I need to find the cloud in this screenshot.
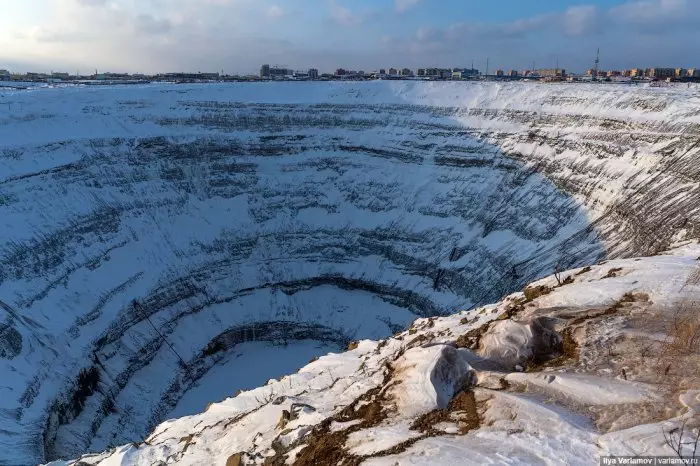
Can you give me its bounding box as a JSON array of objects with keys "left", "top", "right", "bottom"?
[
  {"left": 3, "top": 0, "right": 700, "bottom": 75},
  {"left": 395, "top": 0, "right": 420, "bottom": 13},
  {"left": 382, "top": 6, "right": 604, "bottom": 68},
  {"left": 75, "top": 0, "right": 108, "bottom": 6},
  {"left": 430, "top": 12, "right": 555, "bottom": 43},
  {"left": 133, "top": 14, "right": 173, "bottom": 35},
  {"left": 497, "top": 13, "right": 554, "bottom": 37},
  {"left": 563, "top": 5, "right": 601, "bottom": 36},
  {"left": 415, "top": 27, "right": 440, "bottom": 42},
  {"left": 408, "top": 5, "right": 600, "bottom": 45},
  {"left": 609, "top": 0, "right": 699, "bottom": 27},
  {"left": 266, "top": 4, "right": 285, "bottom": 19},
  {"left": 329, "top": 1, "right": 363, "bottom": 26},
  {"left": 30, "top": 27, "right": 90, "bottom": 43}
]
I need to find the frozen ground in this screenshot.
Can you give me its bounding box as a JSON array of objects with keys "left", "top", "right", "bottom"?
[{"left": 1, "top": 80, "right": 700, "bottom": 464}]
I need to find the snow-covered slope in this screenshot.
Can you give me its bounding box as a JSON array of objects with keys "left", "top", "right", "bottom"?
[
  {"left": 47, "top": 242, "right": 700, "bottom": 465},
  {"left": 1, "top": 81, "right": 700, "bottom": 464}
]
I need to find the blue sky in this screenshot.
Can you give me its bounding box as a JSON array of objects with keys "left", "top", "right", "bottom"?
[{"left": 1, "top": 0, "right": 699, "bottom": 74}]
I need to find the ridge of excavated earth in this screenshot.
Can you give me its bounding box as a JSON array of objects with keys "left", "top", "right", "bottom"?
[
  {"left": 2, "top": 81, "right": 700, "bottom": 465},
  {"left": 48, "top": 242, "right": 700, "bottom": 465}
]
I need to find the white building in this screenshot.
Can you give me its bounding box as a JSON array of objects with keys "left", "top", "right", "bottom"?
[{"left": 451, "top": 68, "right": 479, "bottom": 79}]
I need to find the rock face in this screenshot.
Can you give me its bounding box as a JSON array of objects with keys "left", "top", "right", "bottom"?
[{"left": 0, "top": 81, "right": 699, "bottom": 464}]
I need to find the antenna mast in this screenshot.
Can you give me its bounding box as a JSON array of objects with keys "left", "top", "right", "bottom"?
[{"left": 594, "top": 48, "right": 600, "bottom": 81}]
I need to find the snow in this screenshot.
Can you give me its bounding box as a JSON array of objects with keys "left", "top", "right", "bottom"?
[
  {"left": 505, "top": 372, "right": 658, "bottom": 405},
  {"left": 169, "top": 340, "right": 340, "bottom": 419},
  {"left": 479, "top": 320, "right": 548, "bottom": 369},
  {"left": 598, "top": 389, "right": 700, "bottom": 458},
  {"left": 44, "top": 241, "right": 700, "bottom": 466},
  {"left": 364, "top": 389, "right": 599, "bottom": 466},
  {"left": 388, "top": 345, "right": 473, "bottom": 419},
  {"left": 1, "top": 80, "right": 700, "bottom": 464},
  {"left": 345, "top": 422, "right": 421, "bottom": 456}
]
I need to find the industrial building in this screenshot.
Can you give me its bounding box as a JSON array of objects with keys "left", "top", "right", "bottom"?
[
  {"left": 649, "top": 68, "right": 675, "bottom": 79},
  {"left": 537, "top": 68, "right": 566, "bottom": 78},
  {"left": 451, "top": 68, "right": 479, "bottom": 79},
  {"left": 260, "top": 65, "right": 290, "bottom": 78}
]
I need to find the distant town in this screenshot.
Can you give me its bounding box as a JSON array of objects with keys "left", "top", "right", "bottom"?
[
  {"left": 260, "top": 64, "right": 700, "bottom": 83},
  {"left": 1, "top": 63, "right": 699, "bottom": 85}
]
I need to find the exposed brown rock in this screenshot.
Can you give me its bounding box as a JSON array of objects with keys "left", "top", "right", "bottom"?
[
  {"left": 226, "top": 452, "right": 243, "bottom": 466},
  {"left": 276, "top": 410, "right": 291, "bottom": 430}
]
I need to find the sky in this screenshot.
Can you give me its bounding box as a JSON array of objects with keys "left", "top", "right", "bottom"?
[{"left": 1, "top": 0, "right": 699, "bottom": 74}]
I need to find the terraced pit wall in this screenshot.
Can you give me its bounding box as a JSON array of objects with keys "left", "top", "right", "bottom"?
[{"left": 0, "top": 81, "right": 699, "bottom": 464}]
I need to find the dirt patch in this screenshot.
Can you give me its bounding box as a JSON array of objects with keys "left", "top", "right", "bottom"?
[
  {"left": 373, "top": 339, "right": 389, "bottom": 355},
  {"left": 592, "top": 401, "right": 669, "bottom": 434},
  {"left": 560, "top": 276, "right": 575, "bottom": 286},
  {"left": 584, "top": 300, "right": 700, "bottom": 433},
  {"left": 226, "top": 452, "right": 244, "bottom": 466},
  {"left": 455, "top": 322, "right": 492, "bottom": 350},
  {"left": 496, "top": 304, "right": 525, "bottom": 321},
  {"left": 410, "top": 390, "right": 481, "bottom": 436},
  {"left": 575, "top": 266, "right": 592, "bottom": 276},
  {"left": 460, "top": 316, "right": 477, "bottom": 325},
  {"left": 561, "top": 327, "right": 580, "bottom": 360},
  {"left": 524, "top": 295, "right": 638, "bottom": 371},
  {"left": 406, "top": 333, "right": 434, "bottom": 349},
  {"left": 652, "top": 302, "right": 700, "bottom": 397},
  {"left": 603, "top": 267, "right": 623, "bottom": 279},
  {"left": 569, "top": 298, "right": 629, "bottom": 326},
  {"left": 175, "top": 434, "right": 199, "bottom": 456},
  {"left": 273, "top": 353, "right": 480, "bottom": 465},
  {"left": 281, "top": 364, "right": 395, "bottom": 466},
  {"left": 291, "top": 429, "right": 360, "bottom": 466},
  {"left": 523, "top": 285, "right": 552, "bottom": 302},
  {"left": 456, "top": 305, "right": 526, "bottom": 351},
  {"left": 525, "top": 327, "right": 579, "bottom": 371}
]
